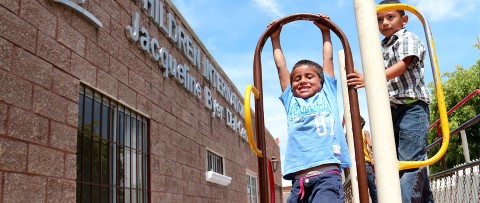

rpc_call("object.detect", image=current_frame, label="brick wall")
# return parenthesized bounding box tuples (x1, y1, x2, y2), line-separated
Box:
(0, 0, 281, 202)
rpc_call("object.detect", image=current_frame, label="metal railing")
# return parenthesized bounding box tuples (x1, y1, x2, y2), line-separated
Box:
(343, 162, 480, 203)
(429, 160, 480, 203)
(343, 173, 354, 203)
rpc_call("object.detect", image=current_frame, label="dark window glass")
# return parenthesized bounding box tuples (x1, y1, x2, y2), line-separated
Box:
(125, 112, 131, 147)
(92, 185, 100, 203)
(101, 100, 109, 139)
(78, 86, 84, 129)
(93, 93, 101, 137)
(117, 188, 124, 203)
(93, 137, 101, 183)
(118, 111, 125, 145)
(84, 89, 93, 135)
(101, 186, 109, 203)
(76, 182, 81, 203)
(101, 139, 109, 185)
(83, 136, 92, 182)
(81, 183, 91, 203)
(76, 85, 149, 203)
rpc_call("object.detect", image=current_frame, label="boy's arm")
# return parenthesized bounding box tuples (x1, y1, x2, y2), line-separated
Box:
(364, 130, 372, 148)
(384, 56, 412, 80)
(346, 56, 413, 89)
(269, 22, 290, 92)
(364, 130, 374, 157)
(314, 14, 334, 78)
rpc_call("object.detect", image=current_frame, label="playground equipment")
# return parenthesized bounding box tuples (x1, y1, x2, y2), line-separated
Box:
(243, 2, 452, 203)
(375, 3, 450, 170)
(244, 13, 367, 203)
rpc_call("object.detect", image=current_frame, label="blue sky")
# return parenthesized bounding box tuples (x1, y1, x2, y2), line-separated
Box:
(170, 0, 480, 181)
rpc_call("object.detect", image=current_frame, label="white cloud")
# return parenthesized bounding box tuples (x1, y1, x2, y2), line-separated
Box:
(251, 0, 285, 18)
(409, 0, 479, 21)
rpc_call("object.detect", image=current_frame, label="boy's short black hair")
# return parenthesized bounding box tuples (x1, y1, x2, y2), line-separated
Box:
(360, 116, 366, 127)
(291, 59, 324, 85)
(379, 0, 405, 16)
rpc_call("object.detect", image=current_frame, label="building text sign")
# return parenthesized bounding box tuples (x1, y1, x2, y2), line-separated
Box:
(125, 0, 247, 140)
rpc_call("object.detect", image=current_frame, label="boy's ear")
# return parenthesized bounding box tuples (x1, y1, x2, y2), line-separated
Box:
(402, 15, 409, 27)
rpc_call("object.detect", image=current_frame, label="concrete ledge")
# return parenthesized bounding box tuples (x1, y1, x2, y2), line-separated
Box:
(206, 171, 232, 186)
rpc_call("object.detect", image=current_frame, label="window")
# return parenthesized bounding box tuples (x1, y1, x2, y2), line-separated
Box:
(247, 173, 258, 203)
(76, 85, 149, 203)
(207, 150, 224, 174)
(205, 150, 231, 186)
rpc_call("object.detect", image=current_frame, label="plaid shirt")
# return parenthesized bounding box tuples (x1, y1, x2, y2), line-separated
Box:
(382, 29, 430, 105)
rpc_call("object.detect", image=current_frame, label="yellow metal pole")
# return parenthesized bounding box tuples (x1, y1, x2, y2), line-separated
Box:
(243, 84, 263, 157)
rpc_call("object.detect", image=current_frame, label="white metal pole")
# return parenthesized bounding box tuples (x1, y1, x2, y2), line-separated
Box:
(460, 130, 471, 162)
(338, 50, 360, 203)
(352, 0, 402, 202)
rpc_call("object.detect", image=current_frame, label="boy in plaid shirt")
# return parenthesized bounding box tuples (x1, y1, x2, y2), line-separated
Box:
(348, 0, 433, 202)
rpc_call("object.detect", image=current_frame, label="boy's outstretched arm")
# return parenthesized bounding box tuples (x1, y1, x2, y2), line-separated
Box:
(314, 14, 334, 78)
(269, 21, 290, 92)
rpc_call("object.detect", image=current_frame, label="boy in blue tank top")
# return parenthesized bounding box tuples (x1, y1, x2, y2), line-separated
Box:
(269, 14, 351, 203)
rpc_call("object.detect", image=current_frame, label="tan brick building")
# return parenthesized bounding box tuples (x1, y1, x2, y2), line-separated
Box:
(0, 0, 282, 202)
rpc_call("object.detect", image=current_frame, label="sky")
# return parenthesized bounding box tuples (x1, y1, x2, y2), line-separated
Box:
(170, 0, 480, 183)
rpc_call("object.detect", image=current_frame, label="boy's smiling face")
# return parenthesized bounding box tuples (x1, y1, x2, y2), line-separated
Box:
(377, 10, 408, 37)
(291, 65, 322, 99)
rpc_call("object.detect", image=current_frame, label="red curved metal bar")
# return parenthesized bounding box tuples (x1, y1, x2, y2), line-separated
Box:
(267, 159, 275, 203)
(429, 89, 480, 129)
(426, 89, 480, 151)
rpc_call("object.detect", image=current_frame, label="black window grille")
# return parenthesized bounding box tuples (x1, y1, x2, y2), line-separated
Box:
(76, 85, 149, 203)
(206, 150, 224, 174)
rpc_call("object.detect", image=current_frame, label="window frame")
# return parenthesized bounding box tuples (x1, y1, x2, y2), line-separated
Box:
(205, 148, 232, 186)
(76, 85, 150, 203)
(246, 170, 259, 203)
(206, 149, 225, 175)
